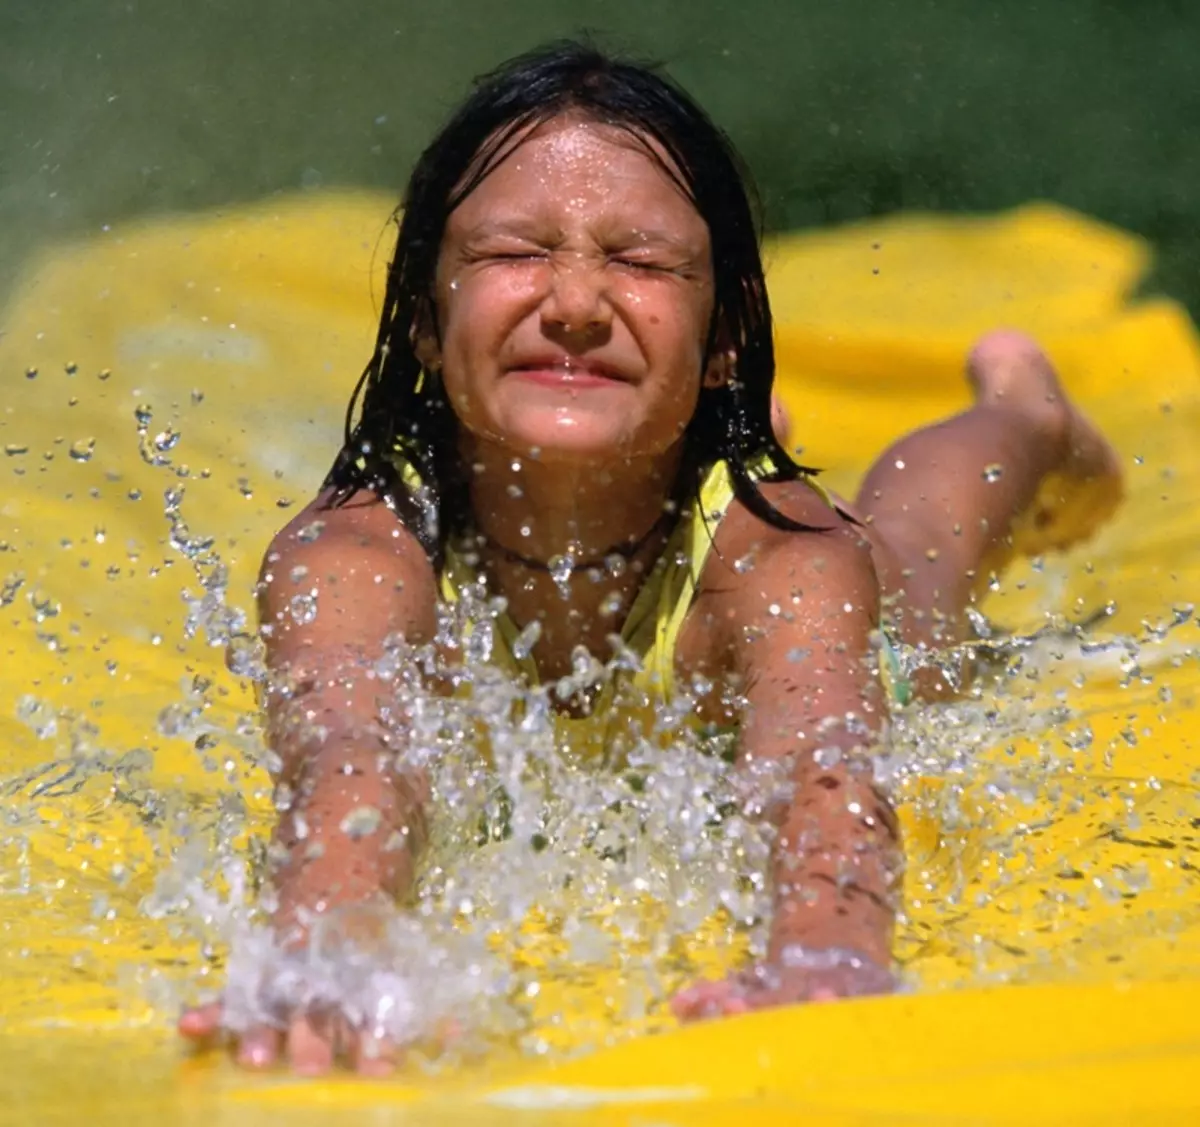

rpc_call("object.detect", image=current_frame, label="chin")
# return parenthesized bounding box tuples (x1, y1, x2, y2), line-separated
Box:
(496, 407, 643, 463)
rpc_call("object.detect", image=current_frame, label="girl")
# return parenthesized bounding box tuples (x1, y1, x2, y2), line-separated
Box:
(181, 40, 1121, 1074)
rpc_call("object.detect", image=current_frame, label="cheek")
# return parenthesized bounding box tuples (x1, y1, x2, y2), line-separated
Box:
(442, 271, 538, 353)
(630, 283, 710, 366)
(644, 309, 707, 398)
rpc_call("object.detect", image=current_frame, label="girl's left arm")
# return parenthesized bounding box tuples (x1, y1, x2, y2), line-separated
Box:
(675, 518, 900, 1017)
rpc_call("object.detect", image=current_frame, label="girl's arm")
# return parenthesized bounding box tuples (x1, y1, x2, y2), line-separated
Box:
(180, 490, 440, 1072)
(676, 494, 899, 1016)
(258, 491, 439, 935)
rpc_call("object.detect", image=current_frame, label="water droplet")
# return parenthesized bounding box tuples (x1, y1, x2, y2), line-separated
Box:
(276, 497, 294, 509)
(297, 520, 325, 543)
(599, 590, 623, 617)
(4, 444, 28, 456)
(511, 617, 542, 660)
(25, 367, 38, 380)
(547, 554, 573, 599)
(98, 368, 112, 381)
(226, 633, 267, 680)
(604, 553, 627, 578)
(982, 463, 1004, 483)
(153, 427, 181, 453)
(64, 361, 78, 375)
(69, 438, 96, 462)
(340, 806, 383, 840)
(288, 593, 318, 625)
(733, 552, 756, 574)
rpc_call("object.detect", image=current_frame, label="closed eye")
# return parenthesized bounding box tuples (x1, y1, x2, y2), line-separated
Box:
(611, 257, 672, 273)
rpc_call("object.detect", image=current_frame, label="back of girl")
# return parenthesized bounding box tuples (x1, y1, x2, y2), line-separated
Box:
(180, 39, 1122, 1074)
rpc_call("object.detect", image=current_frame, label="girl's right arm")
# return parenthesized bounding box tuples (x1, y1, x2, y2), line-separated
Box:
(180, 489, 440, 1074)
(259, 490, 439, 933)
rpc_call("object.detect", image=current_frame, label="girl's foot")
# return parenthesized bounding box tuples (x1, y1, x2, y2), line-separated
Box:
(966, 330, 1124, 556)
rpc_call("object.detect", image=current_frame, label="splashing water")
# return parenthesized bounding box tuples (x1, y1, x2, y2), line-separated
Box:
(2, 365, 1199, 1064)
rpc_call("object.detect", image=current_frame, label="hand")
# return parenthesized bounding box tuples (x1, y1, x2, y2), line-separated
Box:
(177, 901, 453, 1076)
(179, 999, 398, 1076)
(672, 945, 896, 1020)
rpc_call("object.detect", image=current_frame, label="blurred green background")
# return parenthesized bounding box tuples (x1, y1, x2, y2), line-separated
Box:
(3, 0, 1197, 313)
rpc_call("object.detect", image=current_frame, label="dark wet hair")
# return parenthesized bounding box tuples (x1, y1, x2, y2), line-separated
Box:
(325, 38, 826, 560)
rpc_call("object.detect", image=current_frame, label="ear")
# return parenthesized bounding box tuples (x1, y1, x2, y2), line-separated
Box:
(702, 346, 735, 389)
(411, 298, 443, 371)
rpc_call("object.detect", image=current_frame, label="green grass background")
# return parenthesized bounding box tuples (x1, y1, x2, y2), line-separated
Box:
(3, 0, 1197, 313)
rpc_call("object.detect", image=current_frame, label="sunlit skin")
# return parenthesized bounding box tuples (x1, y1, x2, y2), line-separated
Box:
(179, 115, 1123, 1074)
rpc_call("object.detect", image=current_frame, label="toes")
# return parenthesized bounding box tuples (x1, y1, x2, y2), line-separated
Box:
(968, 329, 1049, 374)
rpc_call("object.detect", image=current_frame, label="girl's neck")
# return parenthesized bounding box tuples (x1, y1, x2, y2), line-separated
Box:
(462, 437, 685, 565)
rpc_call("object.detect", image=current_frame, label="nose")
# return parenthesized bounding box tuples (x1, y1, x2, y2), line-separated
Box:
(539, 255, 612, 342)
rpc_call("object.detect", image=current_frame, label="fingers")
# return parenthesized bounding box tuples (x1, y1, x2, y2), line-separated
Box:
(236, 1025, 283, 1070)
(287, 1013, 337, 1076)
(178, 1002, 223, 1042)
(352, 1033, 400, 1077)
(180, 1000, 407, 1077)
(671, 979, 750, 1021)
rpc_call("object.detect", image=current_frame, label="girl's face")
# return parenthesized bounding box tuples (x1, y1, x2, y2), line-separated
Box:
(425, 115, 721, 465)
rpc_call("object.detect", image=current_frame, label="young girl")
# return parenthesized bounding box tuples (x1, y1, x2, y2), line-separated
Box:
(181, 41, 1122, 1074)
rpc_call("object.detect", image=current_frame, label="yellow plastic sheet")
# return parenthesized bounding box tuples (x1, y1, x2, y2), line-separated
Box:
(1, 194, 1198, 1124)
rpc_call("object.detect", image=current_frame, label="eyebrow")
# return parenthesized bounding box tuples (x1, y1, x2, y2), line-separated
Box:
(457, 217, 552, 241)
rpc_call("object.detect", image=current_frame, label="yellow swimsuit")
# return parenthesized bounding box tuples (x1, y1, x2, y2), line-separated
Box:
(422, 457, 906, 761)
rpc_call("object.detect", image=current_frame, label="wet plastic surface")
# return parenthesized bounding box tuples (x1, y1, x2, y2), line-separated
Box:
(2, 195, 1197, 1124)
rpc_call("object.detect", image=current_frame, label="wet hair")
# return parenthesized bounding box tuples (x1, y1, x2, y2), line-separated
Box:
(325, 38, 826, 561)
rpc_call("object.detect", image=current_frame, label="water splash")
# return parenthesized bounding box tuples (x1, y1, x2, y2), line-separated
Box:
(2, 373, 1198, 1061)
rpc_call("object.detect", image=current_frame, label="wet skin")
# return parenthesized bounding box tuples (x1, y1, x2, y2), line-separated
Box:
(180, 115, 1123, 1072)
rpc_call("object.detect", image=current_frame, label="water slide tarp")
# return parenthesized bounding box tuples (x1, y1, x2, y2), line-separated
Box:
(2, 194, 1198, 1124)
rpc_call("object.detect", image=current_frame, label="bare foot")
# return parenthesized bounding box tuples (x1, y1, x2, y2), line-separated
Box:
(966, 329, 1124, 555)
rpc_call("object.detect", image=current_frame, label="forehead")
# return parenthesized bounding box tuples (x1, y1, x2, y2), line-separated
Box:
(448, 115, 709, 240)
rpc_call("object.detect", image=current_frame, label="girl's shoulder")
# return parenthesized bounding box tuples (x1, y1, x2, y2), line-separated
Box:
(269, 488, 433, 567)
(707, 476, 874, 585)
(677, 474, 881, 684)
(260, 489, 442, 646)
